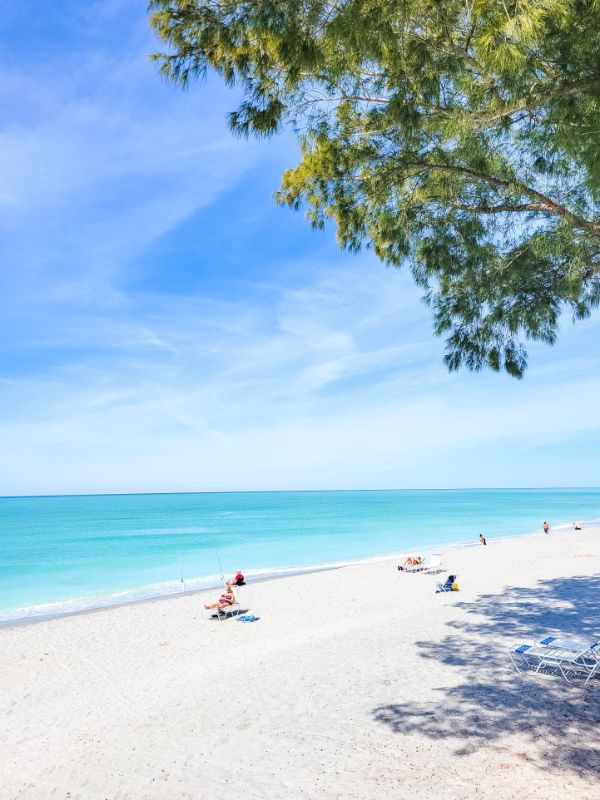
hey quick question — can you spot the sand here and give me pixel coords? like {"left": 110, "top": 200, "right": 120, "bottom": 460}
{"left": 1, "top": 526, "right": 599, "bottom": 799}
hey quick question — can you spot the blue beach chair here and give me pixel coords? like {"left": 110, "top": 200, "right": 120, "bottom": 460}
{"left": 436, "top": 574, "right": 457, "bottom": 593}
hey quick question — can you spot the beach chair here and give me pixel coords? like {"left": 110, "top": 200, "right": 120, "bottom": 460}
{"left": 435, "top": 574, "right": 457, "bottom": 593}
{"left": 585, "top": 659, "right": 600, "bottom": 685}
{"left": 204, "top": 588, "right": 243, "bottom": 621}
{"left": 213, "top": 598, "right": 241, "bottom": 620}
{"left": 422, "top": 554, "right": 444, "bottom": 574}
{"left": 509, "top": 636, "right": 600, "bottom": 684}
{"left": 536, "top": 636, "right": 600, "bottom": 685}
{"left": 403, "top": 553, "right": 444, "bottom": 574}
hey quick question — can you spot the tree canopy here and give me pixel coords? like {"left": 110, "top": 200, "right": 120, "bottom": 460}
{"left": 149, "top": 0, "right": 600, "bottom": 377}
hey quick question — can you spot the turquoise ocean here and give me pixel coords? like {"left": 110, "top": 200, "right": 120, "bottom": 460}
{"left": 1, "top": 488, "right": 599, "bottom": 623}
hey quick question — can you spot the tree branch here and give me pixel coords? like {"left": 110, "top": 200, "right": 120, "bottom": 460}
{"left": 407, "top": 162, "right": 600, "bottom": 235}
{"left": 449, "top": 202, "right": 553, "bottom": 214}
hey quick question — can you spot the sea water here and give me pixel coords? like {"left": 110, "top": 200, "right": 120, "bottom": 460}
{"left": 1, "top": 488, "right": 599, "bottom": 622}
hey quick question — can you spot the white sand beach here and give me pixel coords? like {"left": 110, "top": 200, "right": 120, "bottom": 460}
{"left": 1, "top": 527, "right": 599, "bottom": 799}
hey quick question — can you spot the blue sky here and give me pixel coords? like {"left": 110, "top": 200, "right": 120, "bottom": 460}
{"left": 1, "top": 0, "right": 599, "bottom": 495}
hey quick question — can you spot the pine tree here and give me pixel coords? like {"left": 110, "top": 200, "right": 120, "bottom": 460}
{"left": 150, "top": 0, "right": 600, "bottom": 376}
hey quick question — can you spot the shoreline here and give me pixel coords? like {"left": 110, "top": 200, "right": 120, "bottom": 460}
{"left": 0, "top": 563, "right": 345, "bottom": 630}
{"left": 2, "top": 515, "right": 594, "bottom": 629}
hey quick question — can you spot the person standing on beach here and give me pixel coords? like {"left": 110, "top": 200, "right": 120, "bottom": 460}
{"left": 543, "top": 521, "right": 550, "bottom": 534}
{"left": 479, "top": 534, "right": 487, "bottom": 546}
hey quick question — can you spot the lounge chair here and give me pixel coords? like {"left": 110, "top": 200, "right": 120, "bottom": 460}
{"left": 401, "top": 554, "right": 444, "bottom": 574}
{"left": 422, "top": 554, "right": 444, "bottom": 574}
{"left": 435, "top": 574, "right": 457, "bottom": 593}
{"left": 204, "top": 588, "right": 243, "bottom": 621}
{"left": 509, "top": 636, "right": 600, "bottom": 684}
{"left": 212, "top": 599, "right": 241, "bottom": 620}
{"left": 585, "top": 659, "right": 600, "bottom": 685}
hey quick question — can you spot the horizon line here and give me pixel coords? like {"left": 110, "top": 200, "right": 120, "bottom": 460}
{"left": 1, "top": 485, "right": 600, "bottom": 501}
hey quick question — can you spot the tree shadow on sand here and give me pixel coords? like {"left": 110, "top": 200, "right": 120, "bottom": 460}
{"left": 373, "top": 574, "right": 600, "bottom": 776}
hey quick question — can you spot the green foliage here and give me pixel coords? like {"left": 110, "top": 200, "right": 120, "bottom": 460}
{"left": 150, "top": 0, "right": 600, "bottom": 376}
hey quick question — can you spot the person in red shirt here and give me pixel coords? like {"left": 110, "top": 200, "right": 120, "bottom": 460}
{"left": 231, "top": 570, "right": 245, "bottom": 586}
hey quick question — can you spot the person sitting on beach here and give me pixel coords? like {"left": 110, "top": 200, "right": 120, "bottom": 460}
{"left": 398, "top": 555, "right": 421, "bottom": 571}
{"left": 204, "top": 582, "right": 236, "bottom": 610}
{"left": 543, "top": 521, "right": 550, "bottom": 534}
{"left": 479, "top": 534, "right": 487, "bottom": 546}
{"left": 231, "top": 570, "right": 245, "bottom": 586}
{"left": 573, "top": 522, "right": 582, "bottom": 531}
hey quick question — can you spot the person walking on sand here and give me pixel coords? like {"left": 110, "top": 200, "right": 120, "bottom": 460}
{"left": 543, "top": 521, "right": 550, "bottom": 534}
{"left": 479, "top": 533, "right": 487, "bottom": 546}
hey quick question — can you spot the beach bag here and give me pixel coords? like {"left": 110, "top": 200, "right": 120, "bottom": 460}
{"left": 451, "top": 582, "right": 459, "bottom": 591}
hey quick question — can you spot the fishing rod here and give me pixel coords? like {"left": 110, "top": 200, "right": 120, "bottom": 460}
{"left": 216, "top": 550, "right": 225, "bottom": 585}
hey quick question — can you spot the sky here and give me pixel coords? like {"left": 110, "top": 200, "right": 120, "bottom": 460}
{"left": 1, "top": 0, "right": 599, "bottom": 496}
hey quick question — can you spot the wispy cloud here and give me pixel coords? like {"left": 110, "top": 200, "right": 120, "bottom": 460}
{"left": 2, "top": 259, "right": 600, "bottom": 494}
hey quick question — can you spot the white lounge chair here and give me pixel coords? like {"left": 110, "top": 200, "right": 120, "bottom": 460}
{"left": 422, "top": 554, "right": 444, "bottom": 574}
{"left": 509, "top": 636, "right": 600, "bottom": 684}
{"left": 400, "top": 554, "right": 443, "bottom": 573}
{"left": 204, "top": 588, "right": 243, "bottom": 621}
{"left": 537, "top": 636, "right": 600, "bottom": 685}
{"left": 212, "top": 599, "right": 241, "bottom": 620}
{"left": 585, "top": 659, "right": 600, "bottom": 685}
